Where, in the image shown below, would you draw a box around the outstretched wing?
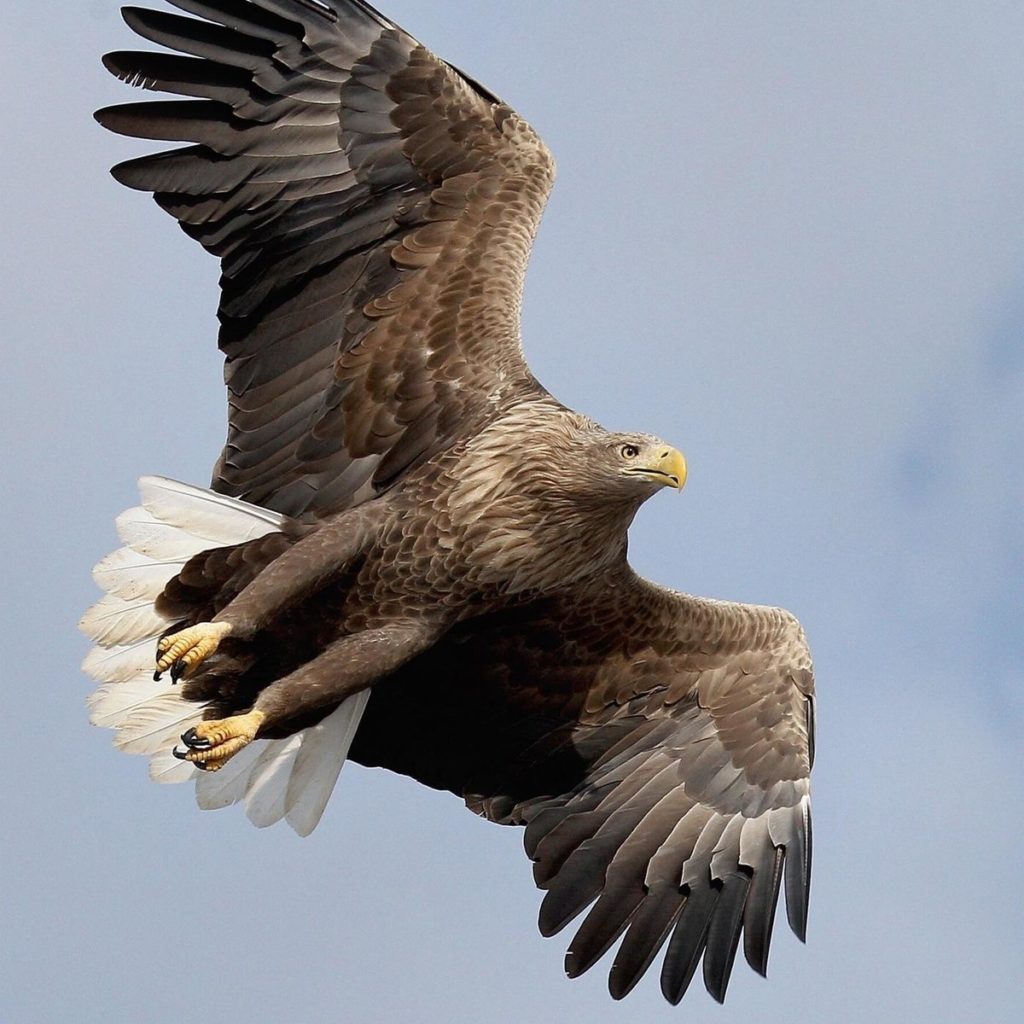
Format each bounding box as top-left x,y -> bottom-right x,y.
96,0 -> 555,517
353,566 -> 815,1005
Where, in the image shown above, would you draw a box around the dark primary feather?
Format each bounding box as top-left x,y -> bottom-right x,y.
95,1 -> 815,1006
350,565 -> 815,1003
97,0 -> 555,518
741,836 -> 786,976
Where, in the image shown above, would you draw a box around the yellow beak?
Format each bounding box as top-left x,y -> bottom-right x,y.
656,446 -> 687,490
632,446 -> 687,490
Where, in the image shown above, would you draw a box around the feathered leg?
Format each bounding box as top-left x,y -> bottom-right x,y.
175,620 -> 442,769
153,503 -> 384,681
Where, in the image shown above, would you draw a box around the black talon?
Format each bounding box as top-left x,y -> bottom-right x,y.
153,670 -> 162,682
170,661 -> 184,683
181,727 -> 212,750
172,745 -> 189,760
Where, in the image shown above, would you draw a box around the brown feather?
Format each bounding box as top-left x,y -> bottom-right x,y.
93,1 -> 815,1008
99,2 -> 555,517
348,564 -> 814,1002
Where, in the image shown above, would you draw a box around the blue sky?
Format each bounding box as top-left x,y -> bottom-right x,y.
2,3 -> 1022,1022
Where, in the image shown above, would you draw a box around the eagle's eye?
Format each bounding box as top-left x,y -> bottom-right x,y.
620,444 -> 640,459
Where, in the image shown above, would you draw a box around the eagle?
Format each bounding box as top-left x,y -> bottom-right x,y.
82,0 -> 815,1007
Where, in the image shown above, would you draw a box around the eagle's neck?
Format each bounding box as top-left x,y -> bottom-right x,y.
443,405 -> 639,595
454,493 -> 635,596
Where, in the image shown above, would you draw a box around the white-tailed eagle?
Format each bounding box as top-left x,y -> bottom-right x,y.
82,0 -> 815,1006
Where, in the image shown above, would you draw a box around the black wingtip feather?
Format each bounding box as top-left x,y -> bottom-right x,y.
167,0 -> 316,36
660,886 -> 718,1006
702,872 -> 750,1003
95,99 -> 233,143
608,885 -> 685,1000
107,145 -> 243,196
784,805 -> 812,942
108,152 -> 183,193
100,49 -> 252,101
121,5 -> 146,29
121,6 -> 170,42
94,104 -> 119,131
101,50 -> 128,79
742,844 -> 784,977
538,874 -> 600,938
564,886 -> 644,979
121,5 -> 276,67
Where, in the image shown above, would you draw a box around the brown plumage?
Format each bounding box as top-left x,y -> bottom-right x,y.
83,0 -> 815,1007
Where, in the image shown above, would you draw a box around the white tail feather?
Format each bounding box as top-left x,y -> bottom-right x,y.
82,477 -> 365,835
286,692 -> 370,836
190,697 -> 370,835
148,748 -> 198,784
92,548 -> 186,601
116,505 -> 212,560
114,696 -> 205,756
243,738 -> 305,828
194,740 -> 267,811
88,676 -> 179,728
138,475 -> 285,542
82,639 -> 158,683
79,594 -> 167,647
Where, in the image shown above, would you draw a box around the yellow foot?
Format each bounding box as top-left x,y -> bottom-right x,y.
172,710 -> 266,770
154,621 -> 233,681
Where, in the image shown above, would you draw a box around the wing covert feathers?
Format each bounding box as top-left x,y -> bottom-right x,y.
97,0 -> 556,517
362,568 -> 814,1004
93,3 -> 814,1006
81,476 -> 366,834
520,579 -> 814,1004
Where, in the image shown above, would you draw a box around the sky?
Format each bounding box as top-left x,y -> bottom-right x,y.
2,1 -> 1022,1021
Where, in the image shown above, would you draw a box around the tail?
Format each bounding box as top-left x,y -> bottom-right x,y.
80,476 -> 369,837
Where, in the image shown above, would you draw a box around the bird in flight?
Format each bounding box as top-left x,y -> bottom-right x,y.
83,0 -> 814,1006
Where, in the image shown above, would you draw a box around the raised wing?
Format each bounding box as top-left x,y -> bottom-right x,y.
353,566 -> 815,1004
96,0 -> 555,517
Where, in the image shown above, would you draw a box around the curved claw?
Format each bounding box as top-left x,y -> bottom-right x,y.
154,621 -> 233,681
171,745 -> 218,771
180,727 -> 212,750
170,710 -> 266,771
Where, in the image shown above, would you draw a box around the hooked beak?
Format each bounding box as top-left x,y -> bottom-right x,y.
628,447 -> 687,491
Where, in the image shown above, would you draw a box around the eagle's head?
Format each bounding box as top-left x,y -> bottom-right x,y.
455,411 -> 686,521
602,433 -> 687,495
521,416 -> 687,510
568,431 -> 686,508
